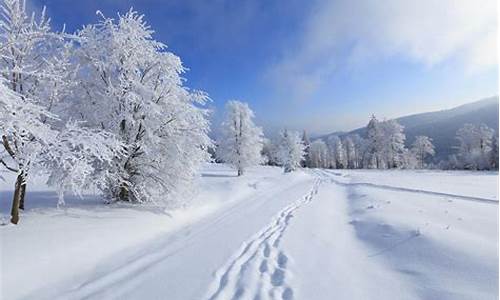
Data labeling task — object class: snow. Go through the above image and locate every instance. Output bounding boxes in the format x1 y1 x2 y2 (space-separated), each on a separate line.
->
1 164 498 299
330 169 498 201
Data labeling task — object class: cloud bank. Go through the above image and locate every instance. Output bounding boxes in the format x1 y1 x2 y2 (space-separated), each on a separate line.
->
267 0 498 101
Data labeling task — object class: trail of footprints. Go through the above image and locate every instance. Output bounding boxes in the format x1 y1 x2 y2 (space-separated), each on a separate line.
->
208 179 322 300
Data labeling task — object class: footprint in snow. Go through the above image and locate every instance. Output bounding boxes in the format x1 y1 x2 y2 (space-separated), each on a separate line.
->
263 243 271 258
259 260 268 273
271 269 285 286
282 287 294 300
277 252 288 268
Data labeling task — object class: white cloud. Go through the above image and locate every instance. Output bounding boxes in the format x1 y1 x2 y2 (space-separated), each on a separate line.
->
266 0 498 100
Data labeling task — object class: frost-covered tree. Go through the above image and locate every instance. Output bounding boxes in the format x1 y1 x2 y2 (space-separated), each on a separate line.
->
308 140 329 168
44 122 124 206
327 135 346 169
276 129 305 173
0 0 58 221
344 136 356 169
364 115 385 168
401 150 418 169
490 135 499 169
381 120 406 168
70 9 211 204
456 123 494 170
446 154 461 170
351 134 366 169
411 136 435 169
0 78 57 223
217 100 263 176
344 134 365 169
262 138 279 166
363 116 408 169
326 138 337 169
0 0 122 223
301 130 311 167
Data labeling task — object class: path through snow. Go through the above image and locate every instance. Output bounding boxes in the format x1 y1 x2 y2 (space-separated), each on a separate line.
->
1 165 497 300
206 178 322 300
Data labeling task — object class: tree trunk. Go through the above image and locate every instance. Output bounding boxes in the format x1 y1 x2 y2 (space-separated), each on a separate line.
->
237 168 243 176
10 173 23 224
119 184 129 202
19 180 26 210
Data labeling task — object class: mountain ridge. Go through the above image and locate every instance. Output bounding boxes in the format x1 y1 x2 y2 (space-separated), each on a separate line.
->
320 96 499 161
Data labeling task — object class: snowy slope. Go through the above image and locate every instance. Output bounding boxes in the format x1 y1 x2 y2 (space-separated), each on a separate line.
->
1 165 498 299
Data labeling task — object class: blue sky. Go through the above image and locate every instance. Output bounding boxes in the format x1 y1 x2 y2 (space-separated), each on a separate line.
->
31 0 498 136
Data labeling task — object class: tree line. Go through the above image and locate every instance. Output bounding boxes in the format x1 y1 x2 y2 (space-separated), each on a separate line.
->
215 105 499 175
300 118 498 171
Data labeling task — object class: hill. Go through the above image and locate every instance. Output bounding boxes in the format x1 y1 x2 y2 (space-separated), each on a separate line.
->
322 96 499 161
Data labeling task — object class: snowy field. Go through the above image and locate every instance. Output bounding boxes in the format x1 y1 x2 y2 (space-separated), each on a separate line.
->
1 164 498 300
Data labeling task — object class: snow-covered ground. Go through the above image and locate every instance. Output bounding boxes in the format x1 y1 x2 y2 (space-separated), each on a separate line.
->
1 164 498 299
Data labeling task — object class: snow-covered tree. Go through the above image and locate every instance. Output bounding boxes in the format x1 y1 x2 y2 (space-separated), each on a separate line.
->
363 116 408 169
401 149 418 169
411 136 435 169
0 0 58 222
364 115 385 168
262 138 279 166
0 78 57 223
308 140 329 168
276 129 305 173
439 154 461 170
217 100 263 176
327 135 346 169
70 9 212 204
326 139 337 169
456 123 494 170
490 135 499 169
44 122 124 206
0 0 122 223
381 120 406 168
344 134 365 169
344 136 355 169
352 134 366 169
301 130 311 167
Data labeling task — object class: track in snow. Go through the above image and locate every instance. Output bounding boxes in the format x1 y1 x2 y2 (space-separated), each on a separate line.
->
317 169 498 204
53 177 311 300
206 178 322 300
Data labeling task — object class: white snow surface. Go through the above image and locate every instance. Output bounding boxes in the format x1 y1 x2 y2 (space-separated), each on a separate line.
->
1 164 498 299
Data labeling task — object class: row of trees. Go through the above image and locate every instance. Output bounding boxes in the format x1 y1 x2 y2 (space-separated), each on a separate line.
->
303 118 498 171
216 106 498 176
1 0 211 223
303 116 436 170
446 123 498 170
